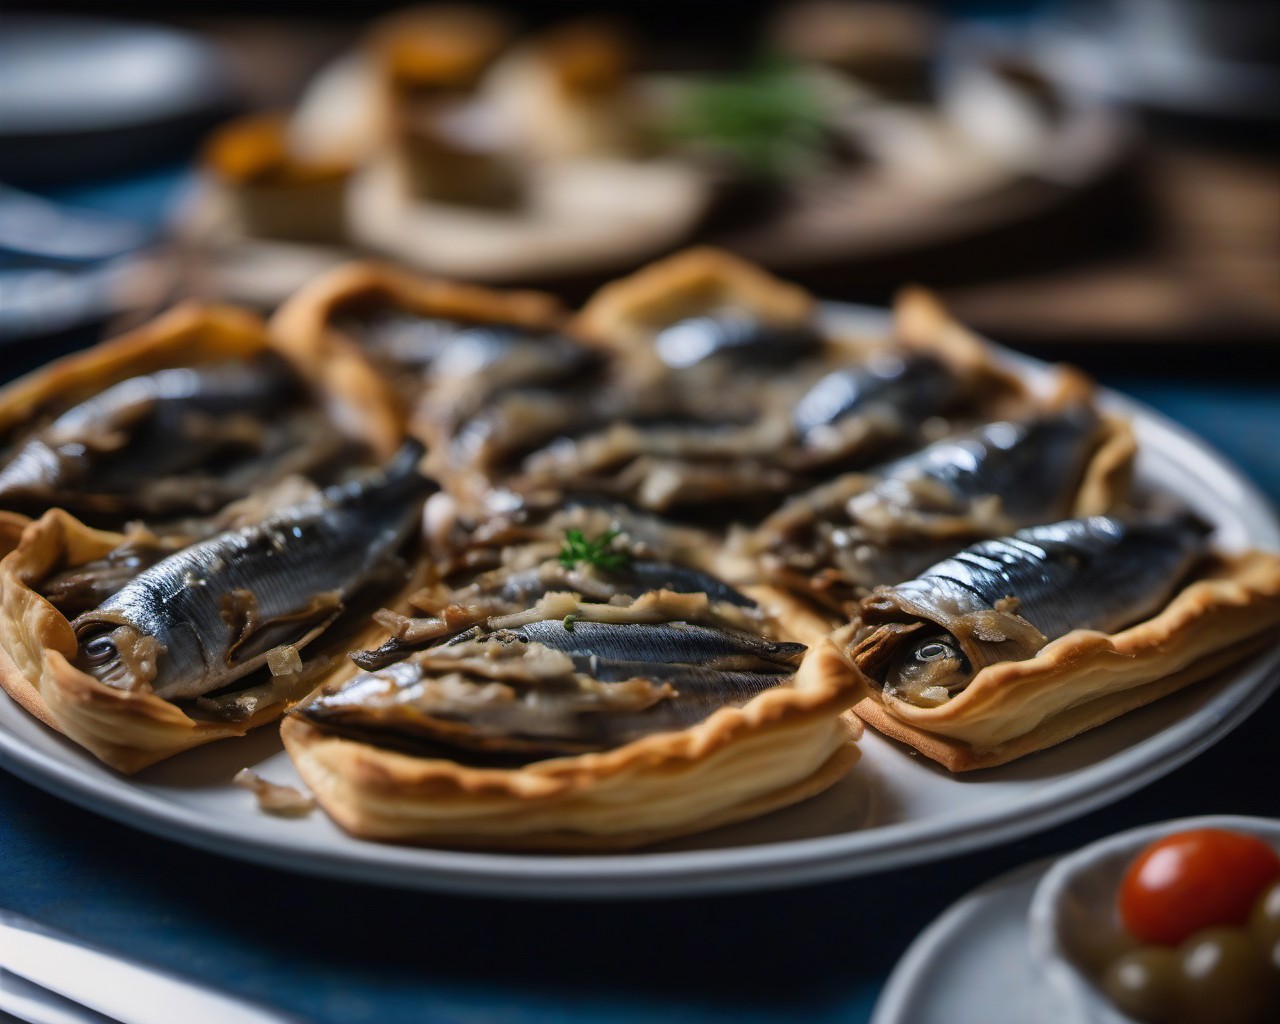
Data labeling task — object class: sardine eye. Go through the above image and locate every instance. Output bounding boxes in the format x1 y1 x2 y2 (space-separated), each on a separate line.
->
82 636 118 665
915 642 953 662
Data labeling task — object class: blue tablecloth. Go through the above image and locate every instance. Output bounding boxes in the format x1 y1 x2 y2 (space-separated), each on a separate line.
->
1 173 1278 1024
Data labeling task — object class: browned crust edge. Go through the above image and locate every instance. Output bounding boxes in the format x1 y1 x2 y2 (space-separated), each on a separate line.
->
852 633 1274 772
0 302 268 439
0 511 29 560
848 553 1280 769
0 508 427 774
575 246 816 351
269 261 568 458
280 637 866 848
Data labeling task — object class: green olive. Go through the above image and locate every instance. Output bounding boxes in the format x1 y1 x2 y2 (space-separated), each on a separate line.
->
1075 918 1139 978
1176 927 1279 1024
1249 879 1280 953
1102 946 1181 1022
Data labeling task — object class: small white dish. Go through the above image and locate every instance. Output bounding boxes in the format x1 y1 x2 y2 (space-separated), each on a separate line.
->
871 858 1076 1024
1028 814 1280 1024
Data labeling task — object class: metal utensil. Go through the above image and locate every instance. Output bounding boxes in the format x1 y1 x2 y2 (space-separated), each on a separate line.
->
0 909 295 1024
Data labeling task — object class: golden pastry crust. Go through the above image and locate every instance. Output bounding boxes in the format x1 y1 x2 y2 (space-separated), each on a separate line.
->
281 637 864 849
0 511 29 560
0 301 397 470
576 246 816 352
0 303 265 440
270 261 568 461
0 509 426 773
846 553 1280 770
892 285 1030 412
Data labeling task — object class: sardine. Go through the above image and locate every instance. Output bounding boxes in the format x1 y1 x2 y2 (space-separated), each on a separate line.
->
359 312 596 390
849 513 1211 707
71 442 434 701
350 558 756 670
430 325 597 391
300 618 806 761
760 407 1110 602
0 356 310 517
353 312 469 367
654 311 822 370
791 351 960 439
478 619 803 669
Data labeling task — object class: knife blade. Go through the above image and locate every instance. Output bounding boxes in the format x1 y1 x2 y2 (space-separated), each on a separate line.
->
2 962 121 1024
0 910 296 1024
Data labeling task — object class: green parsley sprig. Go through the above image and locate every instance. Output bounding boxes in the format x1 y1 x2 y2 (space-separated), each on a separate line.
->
558 528 632 572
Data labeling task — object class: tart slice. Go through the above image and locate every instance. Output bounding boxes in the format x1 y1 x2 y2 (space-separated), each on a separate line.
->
844 515 1280 770
284 588 864 849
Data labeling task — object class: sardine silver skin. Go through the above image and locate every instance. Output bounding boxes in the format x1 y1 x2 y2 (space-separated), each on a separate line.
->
0 358 296 514
492 619 805 669
759 407 1111 608
870 515 1209 641
791 351 959 439
359 313 598 390
853 514 1211 704
349 558 758 671
654 312 823 370
72 443 435 701
862 407 1102 524
301 619 807 760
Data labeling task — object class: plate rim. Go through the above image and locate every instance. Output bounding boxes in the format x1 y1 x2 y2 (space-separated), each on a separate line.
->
870 814 1280 1024
1 302 1277 899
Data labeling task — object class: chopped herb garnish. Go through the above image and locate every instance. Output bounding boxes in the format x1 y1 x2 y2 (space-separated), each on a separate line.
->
558 528 632 572
562 614 577 632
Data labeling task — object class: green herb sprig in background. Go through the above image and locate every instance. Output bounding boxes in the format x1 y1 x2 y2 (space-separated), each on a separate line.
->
662 57 829 180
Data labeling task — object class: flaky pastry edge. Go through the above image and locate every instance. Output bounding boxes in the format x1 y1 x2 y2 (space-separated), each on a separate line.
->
270 260 567 459
281 636 865 849
847 552 1280 770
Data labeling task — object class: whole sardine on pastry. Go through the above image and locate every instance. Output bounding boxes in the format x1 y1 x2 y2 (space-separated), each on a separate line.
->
0 440 434 773
751 395 1135 614
283 589 866 849
0 302 392 525
0 355 339 520
270 261 568 446
71 442 433 702
577 250 1030 469
843 514 1280 770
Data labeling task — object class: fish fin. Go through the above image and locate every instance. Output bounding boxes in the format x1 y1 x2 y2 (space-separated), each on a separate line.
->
225 591 344 666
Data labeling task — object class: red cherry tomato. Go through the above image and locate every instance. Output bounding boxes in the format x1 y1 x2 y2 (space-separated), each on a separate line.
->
1118 829 1280 946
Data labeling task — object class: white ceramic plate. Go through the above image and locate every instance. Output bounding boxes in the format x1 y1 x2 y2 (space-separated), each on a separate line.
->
870 859 1068 1024
1 305 1277 899
872 815 1279 1024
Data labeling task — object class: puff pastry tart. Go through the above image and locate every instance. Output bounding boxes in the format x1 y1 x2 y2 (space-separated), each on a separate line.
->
844 516 1280 770
0 304 421 771
283 589 864 849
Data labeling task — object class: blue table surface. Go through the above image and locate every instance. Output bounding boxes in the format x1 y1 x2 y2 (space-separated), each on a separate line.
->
2 172 1278 1024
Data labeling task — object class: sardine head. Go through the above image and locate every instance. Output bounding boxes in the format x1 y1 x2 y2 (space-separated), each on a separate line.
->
73 621 163 692
884 631 971 708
